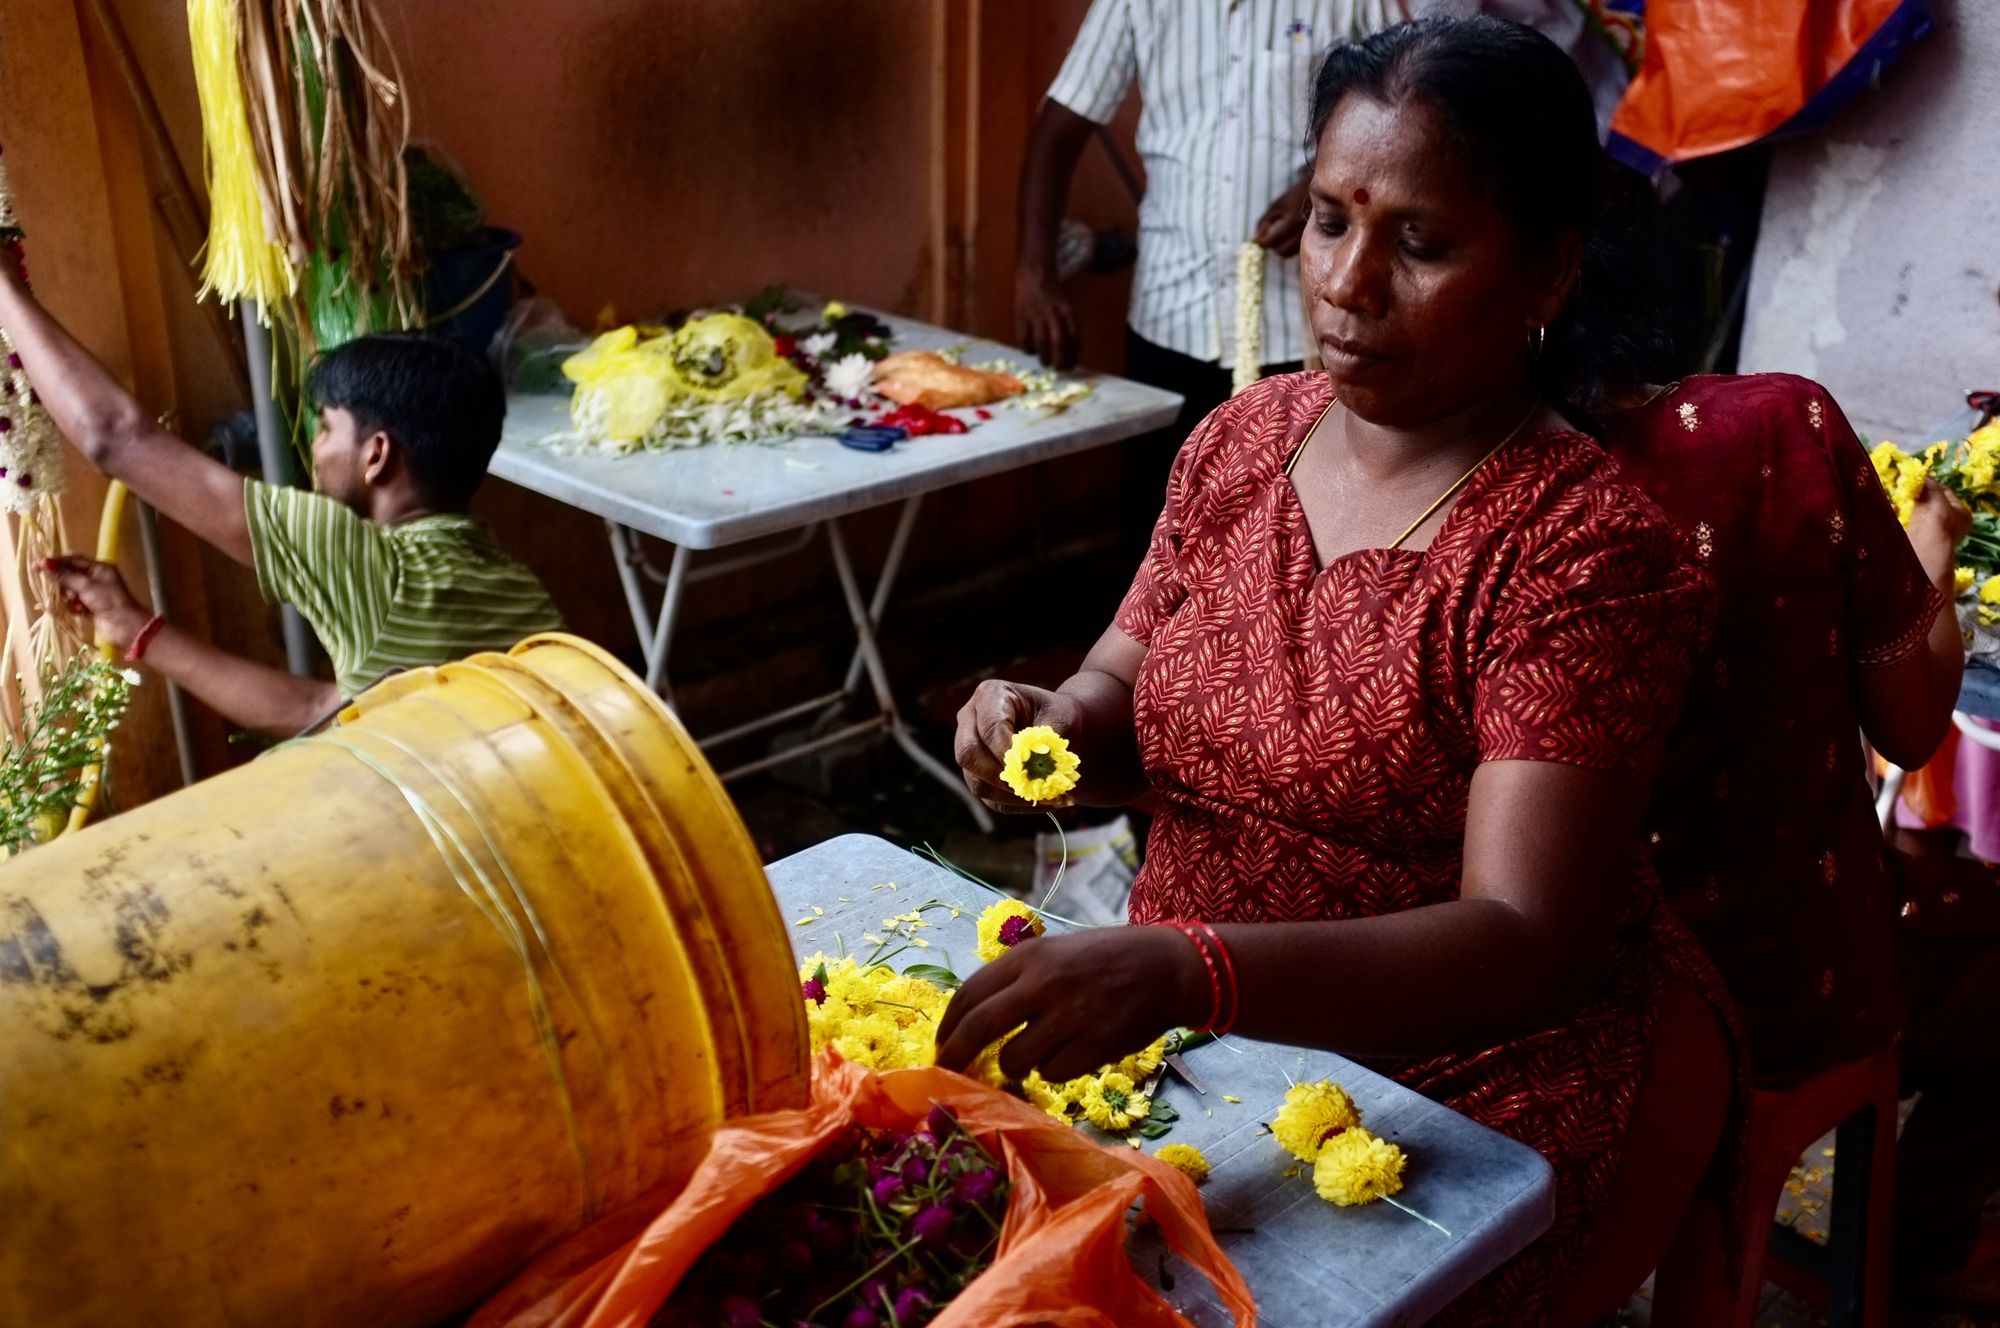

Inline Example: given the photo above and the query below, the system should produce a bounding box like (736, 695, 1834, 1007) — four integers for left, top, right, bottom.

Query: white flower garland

(1232, 242, 1266, 396)
(0, 150, 63, 516)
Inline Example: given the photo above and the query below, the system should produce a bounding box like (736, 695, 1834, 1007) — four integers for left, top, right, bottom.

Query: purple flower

(926, 1104, 957, 1138)
(893, 1286, 933, 1321)
(997, 915, 1037, 949)
(721, 1293, 762, 1328)
(911, 1202, 955, 1247)
(871, 1174, 903, 1206)
(901, 1156, 930, 1187)
(802, 976, 827, 1006)
(809, 1214, 850, 1259)
(779, 1238, 814, 1275)
(843, 1308, 881, 1328)
(952, 1166, 999, 1207)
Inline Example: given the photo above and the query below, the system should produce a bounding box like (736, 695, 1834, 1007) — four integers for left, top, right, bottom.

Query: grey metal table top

(765, 834, 1555, 1328)
(490, 310, 1183, 550)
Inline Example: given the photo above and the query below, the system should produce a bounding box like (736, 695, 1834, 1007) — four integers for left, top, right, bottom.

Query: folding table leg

(827, 518, 996, 833)
(839, 495, 924, 698)
(604, 520, 690, 707)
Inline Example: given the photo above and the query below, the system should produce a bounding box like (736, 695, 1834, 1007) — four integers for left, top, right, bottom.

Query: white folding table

(488, 310, 1182, 830)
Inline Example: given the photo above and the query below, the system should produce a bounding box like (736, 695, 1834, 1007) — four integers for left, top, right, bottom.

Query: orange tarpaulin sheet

(1610, 0, 1929, 167)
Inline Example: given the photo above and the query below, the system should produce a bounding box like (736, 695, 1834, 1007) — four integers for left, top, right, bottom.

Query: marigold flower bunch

(656, 1105, 1008, 1328)
(1270, 1078, 1408, 1208)
(799, 956, 950, 1073)
(1870, 428, 2000, 579)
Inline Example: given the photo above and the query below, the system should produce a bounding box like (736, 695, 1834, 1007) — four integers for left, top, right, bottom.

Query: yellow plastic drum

(0, 635, 808, 1327)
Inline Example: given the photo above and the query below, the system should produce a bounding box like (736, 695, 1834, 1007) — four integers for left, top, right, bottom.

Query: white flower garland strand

(1232, 242, 1266, 397)
(0, 149, 64, 516)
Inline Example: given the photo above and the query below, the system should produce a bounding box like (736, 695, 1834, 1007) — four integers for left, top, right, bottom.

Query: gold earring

(1530, 326, 1547, 356)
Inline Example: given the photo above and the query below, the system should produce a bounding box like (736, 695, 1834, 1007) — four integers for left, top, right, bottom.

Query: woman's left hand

(933, 925, 1207, 1083)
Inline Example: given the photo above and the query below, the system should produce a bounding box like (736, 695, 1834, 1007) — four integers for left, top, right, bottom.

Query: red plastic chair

(1653, 1048, 1899, 1328)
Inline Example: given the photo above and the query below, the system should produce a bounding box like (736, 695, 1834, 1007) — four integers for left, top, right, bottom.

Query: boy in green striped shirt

(0, 253, 560, 737)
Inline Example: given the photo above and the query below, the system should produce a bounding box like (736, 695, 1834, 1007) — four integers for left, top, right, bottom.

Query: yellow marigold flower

(1980, 576, 2000, 608)
(1082, 1071, 1152, 1133)
(1312, 1127, 1407, 1207)
(1155, 1143, 1212, 1185)
(1272, 1080, 1362, 1163)
(975, 898, 1046, 962)
(1023, 1071, 1076, 1119)
(1116, 1035, 1168, 1083)
(1957, 566, 1977, 597)
(822, 300, 849, 322)
(1000, 725, 1081, 804)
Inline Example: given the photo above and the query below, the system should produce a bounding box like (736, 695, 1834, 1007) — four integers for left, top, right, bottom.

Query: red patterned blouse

(1116, 372, 1724, 1325)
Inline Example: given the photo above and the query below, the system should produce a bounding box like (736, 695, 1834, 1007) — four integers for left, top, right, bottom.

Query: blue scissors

(838, 425, 907, 453)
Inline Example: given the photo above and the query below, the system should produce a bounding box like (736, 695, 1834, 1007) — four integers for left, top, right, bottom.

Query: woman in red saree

(938, 17, 1734, 1326)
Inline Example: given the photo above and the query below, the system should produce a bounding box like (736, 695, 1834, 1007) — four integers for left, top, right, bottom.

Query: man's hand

(1014, 264, 1081, 371)
(44, 556, 150, 649)
(1254, 176, 1313, 258)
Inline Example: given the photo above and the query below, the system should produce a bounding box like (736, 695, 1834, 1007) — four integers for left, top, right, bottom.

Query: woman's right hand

(954, 680, 1084, 814)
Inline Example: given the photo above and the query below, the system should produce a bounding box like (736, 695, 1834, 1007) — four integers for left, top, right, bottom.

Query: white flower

(1232, 242, 1266, 396)
(119, 669, 142, 686)
(823, 353, 874, 402)
(802, 331, 837, 360)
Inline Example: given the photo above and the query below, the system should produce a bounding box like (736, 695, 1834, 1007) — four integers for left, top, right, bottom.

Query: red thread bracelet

(125, 614, 165, 663)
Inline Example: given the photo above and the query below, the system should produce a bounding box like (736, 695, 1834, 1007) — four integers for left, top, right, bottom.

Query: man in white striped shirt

(1016, 0, 1413, 557)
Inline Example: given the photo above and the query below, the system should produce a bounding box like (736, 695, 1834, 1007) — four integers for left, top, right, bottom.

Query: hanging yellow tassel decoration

(187, 0, 294, 319)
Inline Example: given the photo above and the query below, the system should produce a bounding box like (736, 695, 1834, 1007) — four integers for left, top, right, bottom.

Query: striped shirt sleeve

(244, 480, 391, 669)
(1046, 0, 1138, 124)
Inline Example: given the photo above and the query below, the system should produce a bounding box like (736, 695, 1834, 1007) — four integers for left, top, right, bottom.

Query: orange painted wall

(0, 0, 1142, 801)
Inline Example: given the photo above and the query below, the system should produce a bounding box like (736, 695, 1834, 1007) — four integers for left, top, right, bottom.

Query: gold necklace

(1284, 398, 1544, 551)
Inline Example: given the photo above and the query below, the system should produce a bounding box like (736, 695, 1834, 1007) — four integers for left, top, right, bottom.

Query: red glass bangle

(125, 614, 165, 663)
(1194, 921, 1240, 1036)
(1165, 921, 1227, 1034)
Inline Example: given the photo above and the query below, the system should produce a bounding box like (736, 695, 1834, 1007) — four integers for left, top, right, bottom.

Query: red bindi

(1352, 187, 1370, 205)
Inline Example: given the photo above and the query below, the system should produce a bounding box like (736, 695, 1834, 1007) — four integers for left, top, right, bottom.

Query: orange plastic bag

(1609, 0, 1932, 169)
(470, 1051, 1256, 1328)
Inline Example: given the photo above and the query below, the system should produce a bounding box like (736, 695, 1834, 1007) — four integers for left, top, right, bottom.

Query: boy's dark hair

(306, 331, 506, 510)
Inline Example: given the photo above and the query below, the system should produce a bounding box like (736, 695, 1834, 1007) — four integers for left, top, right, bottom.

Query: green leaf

(1149, 1101, 1180, 1124)
(1138, 1120, 1175, 1139)
(902, 964, 963, 991)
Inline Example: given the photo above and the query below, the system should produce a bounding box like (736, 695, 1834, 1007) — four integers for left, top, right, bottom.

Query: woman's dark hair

(1307, 16, 1679, 422)
(307, 330, 506, 510)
